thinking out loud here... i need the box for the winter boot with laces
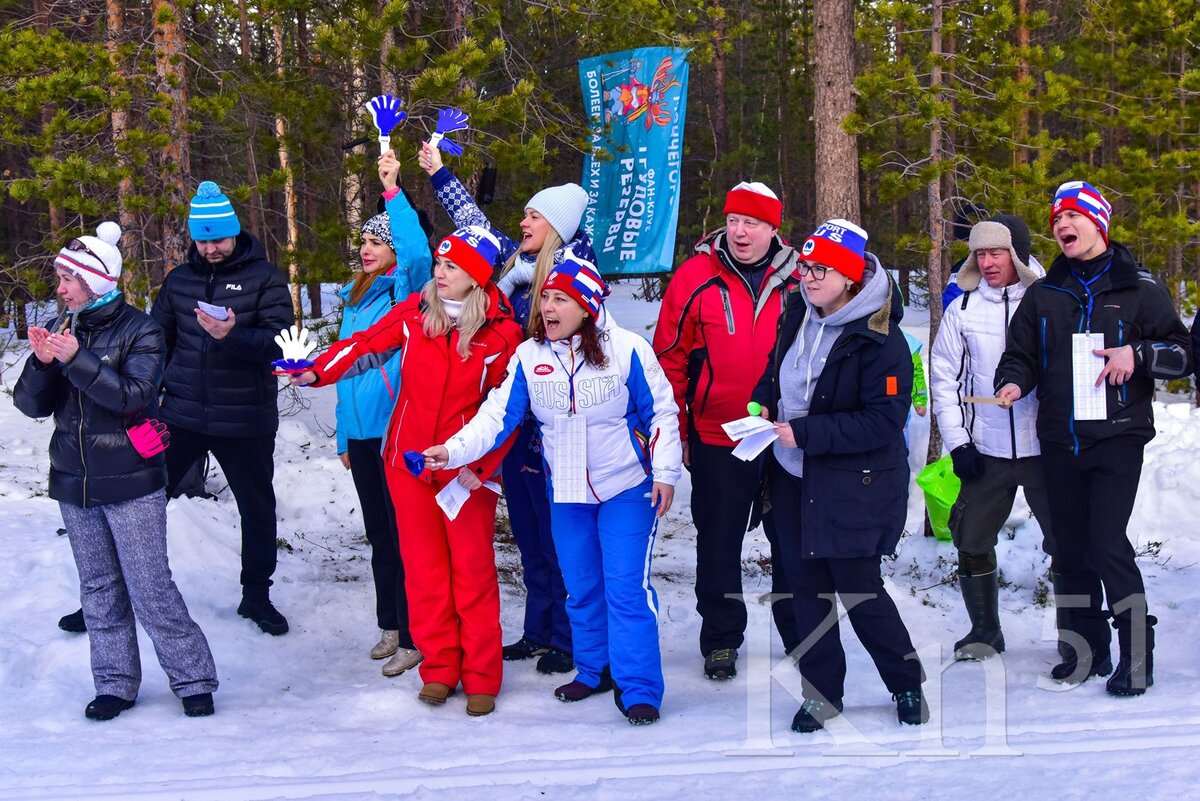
[953,564,1005,661]
[893,690,928,726]
[703,648,738,680]
[791,698,843,733]
[1106,615,1156,697]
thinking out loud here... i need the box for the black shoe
[555,667,613,702]
[181,692,215,717]
[85,694,135,721]
[625,703,660,725]
[953,570,1005,661]
[1051,645,1113,684]
[502,637,550,661]
[704,648,738,680]
[58,608,86,634]
[1106,616,1156,697]
[893,690,928,726]
[536,648,575,675]
[791,698,843,733]
[237,597,289,636]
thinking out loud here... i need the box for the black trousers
[347,438,412,646]
[768,461,923,704]
[165,427,278,599]
[950,454,1056,557]
[691,439,797,655]
[1040,437,1149,637]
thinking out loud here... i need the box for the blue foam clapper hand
[436,107,469,135]
[439,138,464,156]
[403,450,425,477]
[366,94,407,136]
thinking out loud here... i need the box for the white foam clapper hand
[274,325,317,362]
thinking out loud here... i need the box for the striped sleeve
[311,303,411,386]
[625,335,683,486]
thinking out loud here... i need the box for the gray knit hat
[526,183,590,243]
[959,214,1040,290]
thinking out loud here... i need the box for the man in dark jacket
[16,222,218,720]
[996,181,1191,697]
[152,181,295,634]
[653,182,799,681]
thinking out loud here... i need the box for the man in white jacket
[930,215,1056,661]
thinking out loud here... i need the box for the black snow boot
[954,570,1005,661]
[1050,571,1112,683]
[58,608,86,634]
[1106,615,1156,697]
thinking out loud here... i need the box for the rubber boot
[954,570,1005,661]
[1107,614,1156,697]
[1050,570,1112,683]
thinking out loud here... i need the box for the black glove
[950,443,985,482]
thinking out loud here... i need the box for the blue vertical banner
[579,48,689,277]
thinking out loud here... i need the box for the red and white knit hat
[436,226,503,287]
[54,222,123,297]
[723,182,782,228]
[800,219,869,283]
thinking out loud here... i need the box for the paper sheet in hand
[1072,332,1108,421]
[552,415,587,504]
[731,428,779,461]
[436,479,501,521]
[721,415,776,441]
[196,301,229,320]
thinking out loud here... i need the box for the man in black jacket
[996,181,1191,697]
[16,222,218,720]
[152,181,295,635]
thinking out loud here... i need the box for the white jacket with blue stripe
[444,312,683,503]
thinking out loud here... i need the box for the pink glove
[128,419,171,458]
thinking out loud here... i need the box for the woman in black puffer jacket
[15,223,218,722]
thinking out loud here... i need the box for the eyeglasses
[66,239,112,275]
[798,262,829,279]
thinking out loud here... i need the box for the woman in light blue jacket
[337,150,432,677]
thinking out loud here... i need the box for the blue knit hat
[801,219,869,283]
[189,181,241,241]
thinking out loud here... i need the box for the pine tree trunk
[1015,0,1031,168]
[812,0,860,222]
[239,0,264,239]
[107,0,142,302]
[152,0,191,275]
[273,15,302,322]
[925,0,947,518]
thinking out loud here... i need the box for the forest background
[0,0,1196,350]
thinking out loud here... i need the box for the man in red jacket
[653,182,800,680]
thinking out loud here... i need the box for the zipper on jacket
[718,285,736,335]
[1004,288,1017,460]
[78,329,90,506]
[1117,319,1127,405]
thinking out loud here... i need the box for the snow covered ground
[2,284,1199,800]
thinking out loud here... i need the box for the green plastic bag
[916,454,961,543]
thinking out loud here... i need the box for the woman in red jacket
[296,226,523,717]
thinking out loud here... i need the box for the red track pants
[386,468,503,695]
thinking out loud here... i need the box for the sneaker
[58,608,86,634]
[181,692,215,717]
[791,698,843,733]
[466,694,496,716]
[536,648,575,675]
[382,647,423,677]
[85,694,135,721]
[555,667,613,702]
[417,682,455,705]
[893,690,929,726]
[370,630,400,660]
[704,648,738,680]
[503,638,550,661]
[237,597,289,636]
[625,703,660,726]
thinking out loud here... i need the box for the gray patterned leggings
[61,489,218,701]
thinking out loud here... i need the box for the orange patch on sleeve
[886,376,898,396]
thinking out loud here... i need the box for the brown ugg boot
[417,682,455,705]
[465,694,496,716]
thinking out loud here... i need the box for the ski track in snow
[2,286,1198,799]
